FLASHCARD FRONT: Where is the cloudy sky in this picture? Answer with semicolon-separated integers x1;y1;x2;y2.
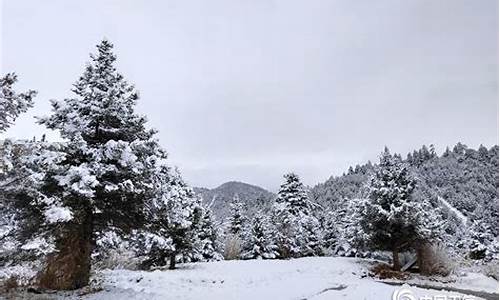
1;0;498;191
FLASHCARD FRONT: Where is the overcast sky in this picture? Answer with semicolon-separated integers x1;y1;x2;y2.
1;0;498;191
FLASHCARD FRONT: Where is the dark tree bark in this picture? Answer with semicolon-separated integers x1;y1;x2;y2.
416;243;425;274
392;248;401;271
38;209;93;290
169;253;176;270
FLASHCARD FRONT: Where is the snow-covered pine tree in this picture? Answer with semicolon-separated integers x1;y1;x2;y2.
223;194;246;259
0;73;36;132
275;173;310;216
467;220;498;261
193;207;223;262
272;173;322;258
320;212;338;255
0;72;37;221
271;201;299;258
295;214;323;257
0;138;68;266
139;168;200;270
32;40;181;289
358;147;441;270
242;212;278;260
336;197;368;257
228;194;245;236
0;76;40;268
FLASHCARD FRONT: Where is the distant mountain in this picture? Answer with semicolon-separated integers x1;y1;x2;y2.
194;181;275;221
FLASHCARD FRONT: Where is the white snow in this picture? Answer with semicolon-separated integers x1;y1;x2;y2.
451;272;499;294
44;205;73;223
0;264;38;285
55;165;98;197
82;257;497;300
380;271;499;295
19;237;55;255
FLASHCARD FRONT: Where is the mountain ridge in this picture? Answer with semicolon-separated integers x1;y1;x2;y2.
194;181;275;220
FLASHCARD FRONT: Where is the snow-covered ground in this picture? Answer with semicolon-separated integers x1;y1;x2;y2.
76;257;498;300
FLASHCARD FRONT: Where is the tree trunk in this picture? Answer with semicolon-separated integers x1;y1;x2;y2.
416;244;424;274
169;253;176;270
38;209;93;290
392;248;401;271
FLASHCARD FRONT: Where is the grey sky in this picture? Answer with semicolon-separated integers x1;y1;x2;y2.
1;0;498;191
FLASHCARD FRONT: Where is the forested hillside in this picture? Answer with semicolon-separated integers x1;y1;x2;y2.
310;143;499;259
412;144;499;233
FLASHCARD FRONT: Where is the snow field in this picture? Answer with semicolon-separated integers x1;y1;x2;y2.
85;257;498;300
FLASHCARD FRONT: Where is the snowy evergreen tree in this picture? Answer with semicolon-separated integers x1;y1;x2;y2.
272;173;322;258
0;73;37;245
275;173;310;216
271;202;299;258
0;78;45;267
0;138;68;270
193;207;223;262
27;39;187;289
336;197;368;257
228;194;245;236
310;163;373;257
320;212;338;255
358;147;442;270
0;73;36;132
242;212;278;260
223;194;246;259
134;229;175;269
139;168;201;269
295;214;323;256
467;220;498;261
